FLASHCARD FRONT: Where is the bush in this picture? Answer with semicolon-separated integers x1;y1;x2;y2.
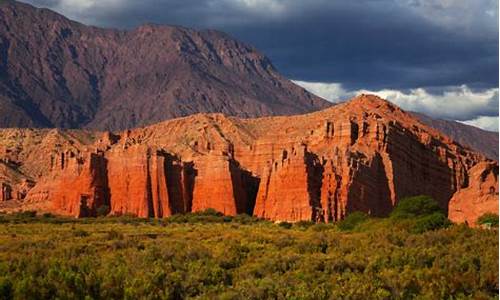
0;213;496;298
389;196;452;233
390;195;442;219
477;213;499;227
73;229;90;237
278;221;292;229
310;222;334;232
96;205;110;217
195;208;223;217
107;230;124;240
15;210;37;218
338;211;369;231
412;212;452;233
294;220;315;229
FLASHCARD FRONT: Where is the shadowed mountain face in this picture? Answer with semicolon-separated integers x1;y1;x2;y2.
0;1;329;130
412;113;498;160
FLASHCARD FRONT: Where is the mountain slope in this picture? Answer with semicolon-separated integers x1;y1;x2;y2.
0;1;329;130
0;95;497;225
1;1;497;162
412;113;498;160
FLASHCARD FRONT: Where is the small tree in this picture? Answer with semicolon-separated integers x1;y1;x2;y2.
413;212;451;233
476;213;499;228
391;195;451;233
390;195;441;219
338;211;369;231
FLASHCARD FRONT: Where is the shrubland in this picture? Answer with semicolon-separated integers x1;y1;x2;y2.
0;196;496;299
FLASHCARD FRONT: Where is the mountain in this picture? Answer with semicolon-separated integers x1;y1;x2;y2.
411;113;498;160
1;1;498;161
0;95;497;225
0;1;329;130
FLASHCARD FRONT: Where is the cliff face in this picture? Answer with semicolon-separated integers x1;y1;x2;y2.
448;161;499;225
0;1;328;131
0;95;497;224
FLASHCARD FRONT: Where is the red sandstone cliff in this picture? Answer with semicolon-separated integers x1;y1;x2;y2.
0;95;497;224
448;161;499;225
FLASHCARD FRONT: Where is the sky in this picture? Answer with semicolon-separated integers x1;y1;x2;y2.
22;0;499;131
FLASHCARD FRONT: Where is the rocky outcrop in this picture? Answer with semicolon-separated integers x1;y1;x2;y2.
254;145;322;221
448;162;499;226
0;95;497;224
20;144;261;218
24;151;108;217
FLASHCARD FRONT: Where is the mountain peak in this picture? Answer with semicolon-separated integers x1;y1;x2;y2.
0;1;330;130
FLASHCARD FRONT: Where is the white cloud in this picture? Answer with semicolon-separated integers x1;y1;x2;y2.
294;80;499;132
292;81;355;103
358;85;499;121
460;116;499;132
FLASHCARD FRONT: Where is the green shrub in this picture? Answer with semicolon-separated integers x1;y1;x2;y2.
294;220;315;229
0;277;13;299
195;208;223;217
15;210;37;218
310;222;335;232
107;230;124;240
389;196;452;233
96;205;110;217
477;213;499;227
278;221;292;229
412;212;452;233
0;214;496;299
338;211;369;231
232;214;261;224
72;229;90;237
390;195;442;219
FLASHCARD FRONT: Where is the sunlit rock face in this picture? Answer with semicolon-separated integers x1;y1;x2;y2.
0;95;497;224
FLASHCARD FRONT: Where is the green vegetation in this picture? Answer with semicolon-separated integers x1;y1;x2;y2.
390;195;452;234
390;195;442;219
477;213;499;228
0;201;496;299
337;211;369;231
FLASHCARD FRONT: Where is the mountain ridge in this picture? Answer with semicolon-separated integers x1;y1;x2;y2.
410;112;498;159
0;1;330;130
0;1;497;161
0;94;497;225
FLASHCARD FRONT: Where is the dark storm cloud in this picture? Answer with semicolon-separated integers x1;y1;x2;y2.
21;0;498;91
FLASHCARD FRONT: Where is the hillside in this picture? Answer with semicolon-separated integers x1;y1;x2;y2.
0;95;497;225
0;1;497;160
0;1;329;130
412;113;498;159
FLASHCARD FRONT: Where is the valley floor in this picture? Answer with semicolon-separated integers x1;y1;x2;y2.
0;212;497;299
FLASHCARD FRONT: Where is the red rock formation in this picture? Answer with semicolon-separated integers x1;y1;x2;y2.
254;145;319;221
448;162;499;226
24;151;108;217
191;153;251;215
0;95;497;224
